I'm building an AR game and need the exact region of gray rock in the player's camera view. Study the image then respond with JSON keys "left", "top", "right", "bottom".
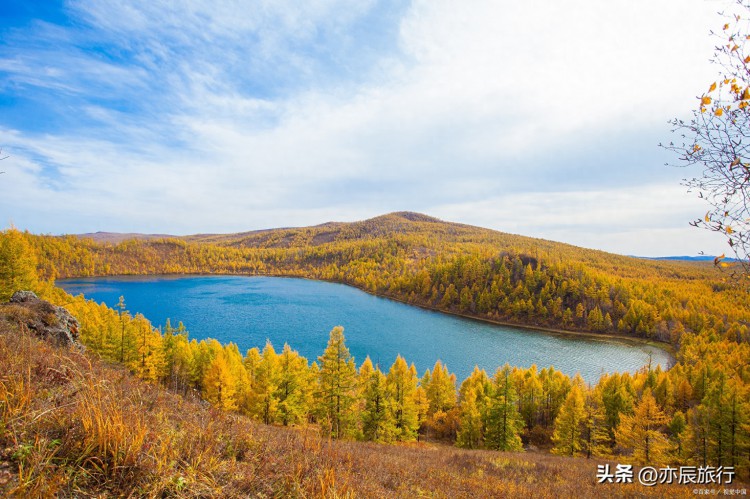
{"left": 6, "top": 290, "right": 81, "bottom": 347}
{"left": 8, "top": 290, "right": 41, "bottom": 304}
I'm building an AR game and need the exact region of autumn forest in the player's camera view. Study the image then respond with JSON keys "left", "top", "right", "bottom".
{"left": 1, "top": 211, "right": 748, "bottom": 494}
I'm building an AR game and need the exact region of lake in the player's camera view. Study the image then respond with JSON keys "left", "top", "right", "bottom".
{"left": 58, "top": 275, "right": 672, "bottom": 384}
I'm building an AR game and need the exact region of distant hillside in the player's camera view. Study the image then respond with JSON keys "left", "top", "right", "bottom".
{"left": 77, "top": 231, "right": 176, "bottom": 243}
{"left": 74, "top": 213, "right": 447, "bottom": 247}
{"left": 183, "top": 212, "right": 725, "bottom": 282}
{"left": 71, "top": 213, "right": 731, "bottom": 264}
{"left": 65, "top": 211, "right": 722, "bottom": 281}
{"left": 183, "top": 212, "right": 451, "bottom": 247}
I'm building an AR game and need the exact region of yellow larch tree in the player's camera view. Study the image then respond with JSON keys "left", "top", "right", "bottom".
{"left": 202, "top": 350, "right": 238, "bottom": 412}
{"left": 386, "top": 355, "right": 420, "bottom": 442}
{"left": 551, "top": 384, "right": 586, "bottom": 457}
{"left": 0, "top": 227, "right": 39, "bottom": 301}
{"left": 616, "top": 388, "right": 671, "bottom": 465}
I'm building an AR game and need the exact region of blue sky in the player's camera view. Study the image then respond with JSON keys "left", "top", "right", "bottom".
{"left": 0, "top": 0, "right": 737, "bottom": 256}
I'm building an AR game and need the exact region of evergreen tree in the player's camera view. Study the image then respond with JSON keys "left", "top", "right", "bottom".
{"left": 224, "top": 343, "right": 251, "bottom": 417}
{"left": 722, "top": 378, "right": 749, "bottom": 470}
{"left": 513, "top": 365, "right": 543, "bottom": 430}
{"left": 386, "top": 355, "right": 420, "bottom": 441}
{"left": 456, "top": 386, "right": 483, "bottom": 449}
{"left": 685, "top": 404, "right": 712, "bottom": 467}
{"left": 0, "top": 227, "right": 39, "bottom": 301}
{"left": 192, "top": 339, "right": 224, "bottom": 391}
{"left": 456, "top": 367, "right": 490, "bottom": 449}
{"left": 116, "top": 296, "right": 129, "bottom": 364}
{"left": 168, "top": 332, "right": 194, "bottom": 394}
{"left": 616, "top": 389, "right": 671, "bottom": 465}
{"left": 161, "top": 318, "right": 178, "bottom": 384}
{"left": 413, "top": 384, "right": 430, "bottom": 441}
{"left": 202, "top": 351, "right": 238, "bottom": 412}
{"left": 586, "top": 307, "right": 604, "bottom": 332}
{"left": 251, "top": 341, "right": 280, "bottom": 424}
{"left": 425, "top": 360, "right": 457, "bottom": 415}
{"left": 316, "top": 326, "right": 357, "bottom": 439}
{"left": 552, "top": 384, "right": 586, "bottom": 456}
{"left": 686, "top": 373, "right": 750, "bottom": 468}
{"left": 355, "top": 356, "right": 376, "bottom": 436}
{"left": 129, "top": 314, "right": 165, "bottom": 382}
{"left": 275, "top": 343, "right": 310, "bottom": 426}
{"left": 580, "top": 388, "right": 609, "bottom": 458}
{"left": 484, "top": 365, "right": 524, "bottom": 451}
{"left": 669, "top": 411, "right": 687, "bottom": 461}
{"left": 361, "top": 368, "right": 395, "bottom": 442}
{"left": 358, "top": 356, "right": 375, "bottom": 383}
{"left": 243, "top": 347, "right": 262, "bottom": 385}
{"left": 539, "top": 366, "right": 571, "bottom": 428}
{"left": 598, "top": 372, "right": 635, "bottom": 446}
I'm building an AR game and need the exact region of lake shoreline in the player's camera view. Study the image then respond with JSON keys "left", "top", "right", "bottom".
{"left": 307, "top": 277, "right": 677, "bottom": 368}
{"left": 58, "top": 271, "right": 677, "bottom": 369}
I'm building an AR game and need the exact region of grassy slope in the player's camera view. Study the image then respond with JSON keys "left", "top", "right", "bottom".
{"left": 0, "top": 317, "right": 711, "bottom": 498}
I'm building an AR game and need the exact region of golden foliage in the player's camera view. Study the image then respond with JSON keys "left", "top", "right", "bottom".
{"left": 1, "top": 215, "right": 749, "bottom": 483}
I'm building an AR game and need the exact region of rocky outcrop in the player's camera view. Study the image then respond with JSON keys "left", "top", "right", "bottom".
{"left": 1, "top": 291, "right": 81, "bottom": 348}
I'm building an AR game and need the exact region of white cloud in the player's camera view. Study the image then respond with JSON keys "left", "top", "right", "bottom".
{"left": 428, "top": 183, "right": 728, "bottom": 255}
{"left": 0, "top": 0, "right": 741, "bottom": 256}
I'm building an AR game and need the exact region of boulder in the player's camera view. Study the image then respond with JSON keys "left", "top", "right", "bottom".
{"left": 4, "top": 291, "right": 81, "bottom": 347}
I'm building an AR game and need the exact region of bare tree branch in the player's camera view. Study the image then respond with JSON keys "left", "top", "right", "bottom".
{"left": 663, "top": 1, "right": 750, "bottom": 280}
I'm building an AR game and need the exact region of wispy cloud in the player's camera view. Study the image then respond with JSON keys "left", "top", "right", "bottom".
{"left": 0, "top": 0, "right": 736, "bottom": 255}
{"left": 429, "top": 182, "right": 718, "bottom": 256}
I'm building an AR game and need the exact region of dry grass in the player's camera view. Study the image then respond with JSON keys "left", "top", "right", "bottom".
{"left": 0, "top": 321, "right": 745, "bottom": 498}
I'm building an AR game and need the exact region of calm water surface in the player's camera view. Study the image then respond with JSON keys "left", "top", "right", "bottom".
{"left": 59, "top": 275, "right": 671, "bottom": 384}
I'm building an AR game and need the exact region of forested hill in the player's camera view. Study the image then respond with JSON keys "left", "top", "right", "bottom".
{"left": 30, "top": 212, "right": 749, "bottom": 347}
{"left": 79, "top": 211, "right": 718, "bottom": 280}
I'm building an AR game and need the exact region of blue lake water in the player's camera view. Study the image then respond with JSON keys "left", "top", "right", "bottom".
{"left": 58, "top": 275, "right": 672, "bottom": 384}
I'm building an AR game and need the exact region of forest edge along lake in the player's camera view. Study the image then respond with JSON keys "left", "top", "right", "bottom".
{"left": 58, "top": 275, "right": 673, "bottom": 384}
